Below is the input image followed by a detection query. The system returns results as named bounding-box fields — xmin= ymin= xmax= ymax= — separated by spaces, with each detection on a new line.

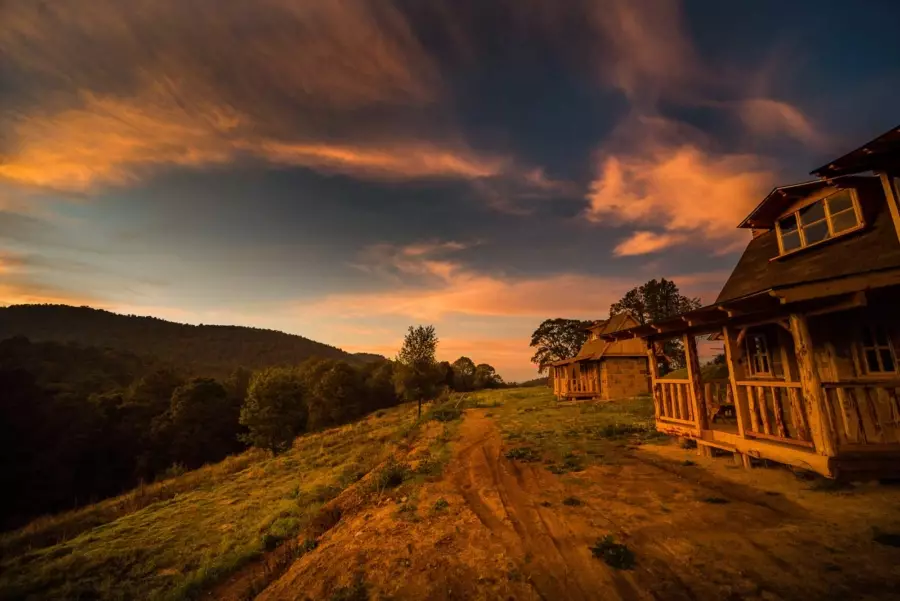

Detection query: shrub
xmin=590 ymin=536 xmax=635 ymax=569
xmin=432 ymin=498 xmax=449 ymax=512
xmin=372 ymin=458 xmax=411 ymax=491
xmin=504 ymin=447 xmax=540 ymax=462
xmin=427 ymin=401 xmax=463 ymax=423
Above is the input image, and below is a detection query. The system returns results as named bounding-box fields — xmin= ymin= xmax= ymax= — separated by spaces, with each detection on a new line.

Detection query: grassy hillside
xmin=0 ymin=305 xmax=380 ymax=377
xmin=0 ymin=400 xmax=451 ymax=601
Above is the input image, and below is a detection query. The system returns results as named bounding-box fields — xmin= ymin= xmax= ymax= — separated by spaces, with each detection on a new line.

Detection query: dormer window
xmin=775 ymin=189 xmax=861 ymax=256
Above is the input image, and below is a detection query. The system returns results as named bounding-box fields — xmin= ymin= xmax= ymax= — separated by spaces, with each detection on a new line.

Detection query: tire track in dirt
xmin=448 ymin=410 xmax=648 ymax=601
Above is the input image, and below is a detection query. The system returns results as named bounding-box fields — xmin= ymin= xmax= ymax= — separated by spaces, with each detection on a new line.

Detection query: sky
xmin=2 ymin=0 xmax=899 ymax=381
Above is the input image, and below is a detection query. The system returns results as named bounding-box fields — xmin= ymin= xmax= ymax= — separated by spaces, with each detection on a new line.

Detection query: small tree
xmin=393 ymin=325 xmax=441 ymax=419
xmin=239 ymin=367 xmax=307 ymax=454
xmin=307 ymin=361 xmax=365 ymax=431
xmin=169 ymin=378 xmax=235 ymax=468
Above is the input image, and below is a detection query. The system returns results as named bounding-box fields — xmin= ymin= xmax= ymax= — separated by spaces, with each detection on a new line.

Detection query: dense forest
xmin=0 ymin=310 xmax=507 ymax=531
xmin=0 ymin=305 xmax=379 ymax=378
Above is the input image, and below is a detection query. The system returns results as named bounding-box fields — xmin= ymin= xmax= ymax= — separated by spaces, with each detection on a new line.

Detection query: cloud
xmin=586 ymin=126 xmax=774 ymax=253
xmin=737 ymin=98 xmax=825 ymax=146
xmin=614 ymin=231 xmax=687 ymax=256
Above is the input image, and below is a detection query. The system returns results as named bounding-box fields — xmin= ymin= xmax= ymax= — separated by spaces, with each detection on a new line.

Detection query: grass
xmin=464 ymin=387 xmax=665 ymax=475
xmin=0 ymin=403 xmax=424 ymax=601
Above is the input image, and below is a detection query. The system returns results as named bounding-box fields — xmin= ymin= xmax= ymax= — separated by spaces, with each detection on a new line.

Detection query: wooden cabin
xmin=602 ymin=125 xmax=900 ymax=479
xmin=550 ymin=312 xmax=651 ymax=401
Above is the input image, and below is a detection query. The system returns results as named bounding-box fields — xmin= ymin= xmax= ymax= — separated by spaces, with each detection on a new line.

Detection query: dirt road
xmin=258 ymin=408 xmax=900 ymax=600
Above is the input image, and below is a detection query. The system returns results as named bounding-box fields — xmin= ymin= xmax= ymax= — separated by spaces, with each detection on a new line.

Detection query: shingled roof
xmin=717 ymin=179 xmax=900 ymax=303
xmin=812 ymin=124 xmax=900 ymax=178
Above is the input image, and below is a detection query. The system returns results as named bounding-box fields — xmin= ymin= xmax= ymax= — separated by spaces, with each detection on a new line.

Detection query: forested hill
xmin=0 ymin=305 xmax=381 ymax=376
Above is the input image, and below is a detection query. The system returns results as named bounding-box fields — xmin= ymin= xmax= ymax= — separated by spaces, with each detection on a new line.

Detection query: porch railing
xmin=733 ymin=381 xmax=813 ymax=447
xmin=557 ymin=376 xmax=600 ymax=396
xmin=823 ymin=380 xmax=900 ymax=447
xmin=654 ymin=379 xmax=695 ymax=426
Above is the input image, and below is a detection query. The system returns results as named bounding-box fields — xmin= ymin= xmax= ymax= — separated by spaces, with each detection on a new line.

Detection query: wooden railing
xmin=556 ymin=376 xmax=600 ymax=396
xmin=823 ymin=380 xmax=900 ymax=447
xmin=654 ymin=379 xmax=695 ymax=426
xmin=733 ymin=381 xmax=812 ymax=447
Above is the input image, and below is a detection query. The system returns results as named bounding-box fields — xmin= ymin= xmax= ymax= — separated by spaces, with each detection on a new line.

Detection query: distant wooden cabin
xmin=550 ymin=312 xmax=651 ymax=401
xmin=602 ymin=124 xmax=900 ymax=479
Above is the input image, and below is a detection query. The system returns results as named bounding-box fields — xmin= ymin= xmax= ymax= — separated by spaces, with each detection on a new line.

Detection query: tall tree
xmin=529 ymin=319 xmax=594 ymax=374
xmin=609 ymin=278 xmax=701 ymax=368
xmin=169 ymin=378 xmax=237 ymax=468
xmin=451 ymin=356 xmax=476 ymax=391
xmin=393 ymin=325 xmax=440 ymax=419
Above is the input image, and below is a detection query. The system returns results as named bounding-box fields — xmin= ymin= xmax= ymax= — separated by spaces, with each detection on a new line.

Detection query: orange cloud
xmin=586 ymin=116 xmax=774 ymax=254
xmin=614 ymin=231 xmax=687 ymax=256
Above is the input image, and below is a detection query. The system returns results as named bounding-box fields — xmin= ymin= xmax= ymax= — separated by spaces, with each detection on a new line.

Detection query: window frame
xmin=856 ymin=325 xmax=898 ymax=377
xmin=745 ymin=333 xmax=773 ymax=378
xmin=774 ymin=188 xmax=864 ymax=258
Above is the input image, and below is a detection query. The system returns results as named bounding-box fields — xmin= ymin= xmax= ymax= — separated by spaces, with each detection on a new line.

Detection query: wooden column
xmin=683 ymin=334 xmax=707 ymax=431
xmin=788 ymin=313 xmax=837 ymax=457
xmin=722 ymin=326 xmax=748 ymax=438
xmin=879 ymin=172 xmax=900 ymax=245
xmin=646 ymin=340 xmax=661 ymax=420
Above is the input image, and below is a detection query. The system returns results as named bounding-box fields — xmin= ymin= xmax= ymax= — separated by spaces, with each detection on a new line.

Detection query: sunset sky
xmin=2 ymin=0 xmax=899 ymax=381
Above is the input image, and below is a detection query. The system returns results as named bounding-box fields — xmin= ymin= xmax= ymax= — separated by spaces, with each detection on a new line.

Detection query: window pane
xmin=802 ymin=220 xmax=830 ymax=244
xmin=862 ymin=327 xmax=874 ymax=347
xmin=827 ymin=190 xmax=853 ymax=214
xmin=830 ymin=209 xmax=858 ymax=233
xmin=799 ymin=200 xmax=826 ymax=225
xmin=875 ymin=328 xmax=890 ymax=346
xmin=866 ymin=350 xmax=880 ymax=372
xmin=761 ymin=356 xmax=769 ymax=373
xmin=781 ymin=231 xmax=801 ymax=252
xmin=880 ymin=349 xmax=896 ymax=372
xmin=779 ymin=214 xmax=798 ymax=233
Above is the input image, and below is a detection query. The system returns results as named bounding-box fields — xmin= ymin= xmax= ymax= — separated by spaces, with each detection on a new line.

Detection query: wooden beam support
xmin=804 ymin=291 xmax=868 ymax=318
xmin=880 ymin=171 xmax=900 ymax=245
xmin=722 ymin=326 xmax=748 ymax=438
xmin=788 ymin=313 xmax=837 ymax=457
xmin=646 ymin=341 xmax=661 ymax=420
xmin=684 ymin=333 xmax=707 ymax=431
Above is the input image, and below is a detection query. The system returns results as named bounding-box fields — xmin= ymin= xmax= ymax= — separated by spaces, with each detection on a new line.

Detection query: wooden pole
xmin=683 ymin=333 xmax=707 ymax=430
xmin=722 ymin=326 xmax=748 ymax=438
xmin=772 ymin=388 xmax=788 ymax=438
xmin=788 ymin=313 xmax=837 ymax=457
xmin=646 ymin=341 xmax=661 ymax=420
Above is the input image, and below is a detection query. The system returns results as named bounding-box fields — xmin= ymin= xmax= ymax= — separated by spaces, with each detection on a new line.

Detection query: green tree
xmin=609 ymin=278 xmax=702 ymax=368
xmin=307 ymin=361 xmax=365 ymax=430
xmin=474 ymin=363 xmax=503 ymax=389
xmin=169 ymin=378 xmax=237 ymax=468
xmin=529 ymin=319 xmax=594 ymax=374
xmin=362 ymin=360 xmax=397 ymax=411
xmin=239 ymin=367 xmax=307 ymax=454
xmin=451 ymin=356 xmax=476 ymax=391
xmin=393 ymin=325 xmax=440 ymax=419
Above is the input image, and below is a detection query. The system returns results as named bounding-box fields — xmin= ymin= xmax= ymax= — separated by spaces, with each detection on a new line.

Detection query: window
xmin=859 ymin=326 xmax=897 ymax=374
xmin=776 ymin=189 xmax=861 ymax=255
xmin=746 ymin=334 xmax=772 ymax=376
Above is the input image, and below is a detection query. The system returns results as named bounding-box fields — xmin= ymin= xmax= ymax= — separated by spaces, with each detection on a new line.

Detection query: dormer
xmin=738 ymin=176 xmax=871 ymax=259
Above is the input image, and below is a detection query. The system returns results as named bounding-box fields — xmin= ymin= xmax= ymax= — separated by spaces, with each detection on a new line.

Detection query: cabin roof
xmin=718 ymin=182 xmax=900 ymax=303
xmin=737 ymin=176 xmax=869 ymax=229
xmin=551 ymin=312 xmax=643 ymax=365
xmin=812 ymin=124 xmax=900 ymax=178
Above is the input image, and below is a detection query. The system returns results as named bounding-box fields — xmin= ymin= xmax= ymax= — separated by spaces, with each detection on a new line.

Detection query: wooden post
xmin=684 ymin=333 xmax=707 ymax=431
xmin=747 ymin=386 xmax=761 ymax=433
xmin=787 ymin=388 xmax=810 ymax=441
xmin=722 ymin=326 xmax=748 ymax=438
xmin=788 ymin=313 xmax=837 ymax=457
xmin=772 ymin=388 xmax=788 ymax=438
xmin=756 ymin=387 xmax=772 ymax=435
xmin=646 ymin=341 xmax=661 ymax=420
xmin=879 ymin=172 xmax=900 ymax=245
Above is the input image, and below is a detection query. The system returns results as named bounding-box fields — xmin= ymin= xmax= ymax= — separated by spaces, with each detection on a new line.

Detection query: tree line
xmin=0 ymin=328 xmax=502 ymax=530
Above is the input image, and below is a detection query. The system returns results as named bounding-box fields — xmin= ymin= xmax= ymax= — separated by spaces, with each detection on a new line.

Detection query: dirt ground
xmin=257 ymin=408 xmax=900 ymax=601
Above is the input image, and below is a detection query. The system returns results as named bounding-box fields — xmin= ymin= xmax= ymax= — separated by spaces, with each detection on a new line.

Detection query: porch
xmin=551 ymin=361 xmax=601 ymax=400
xmin=608 ymin=284 xmax=900 ymax=478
